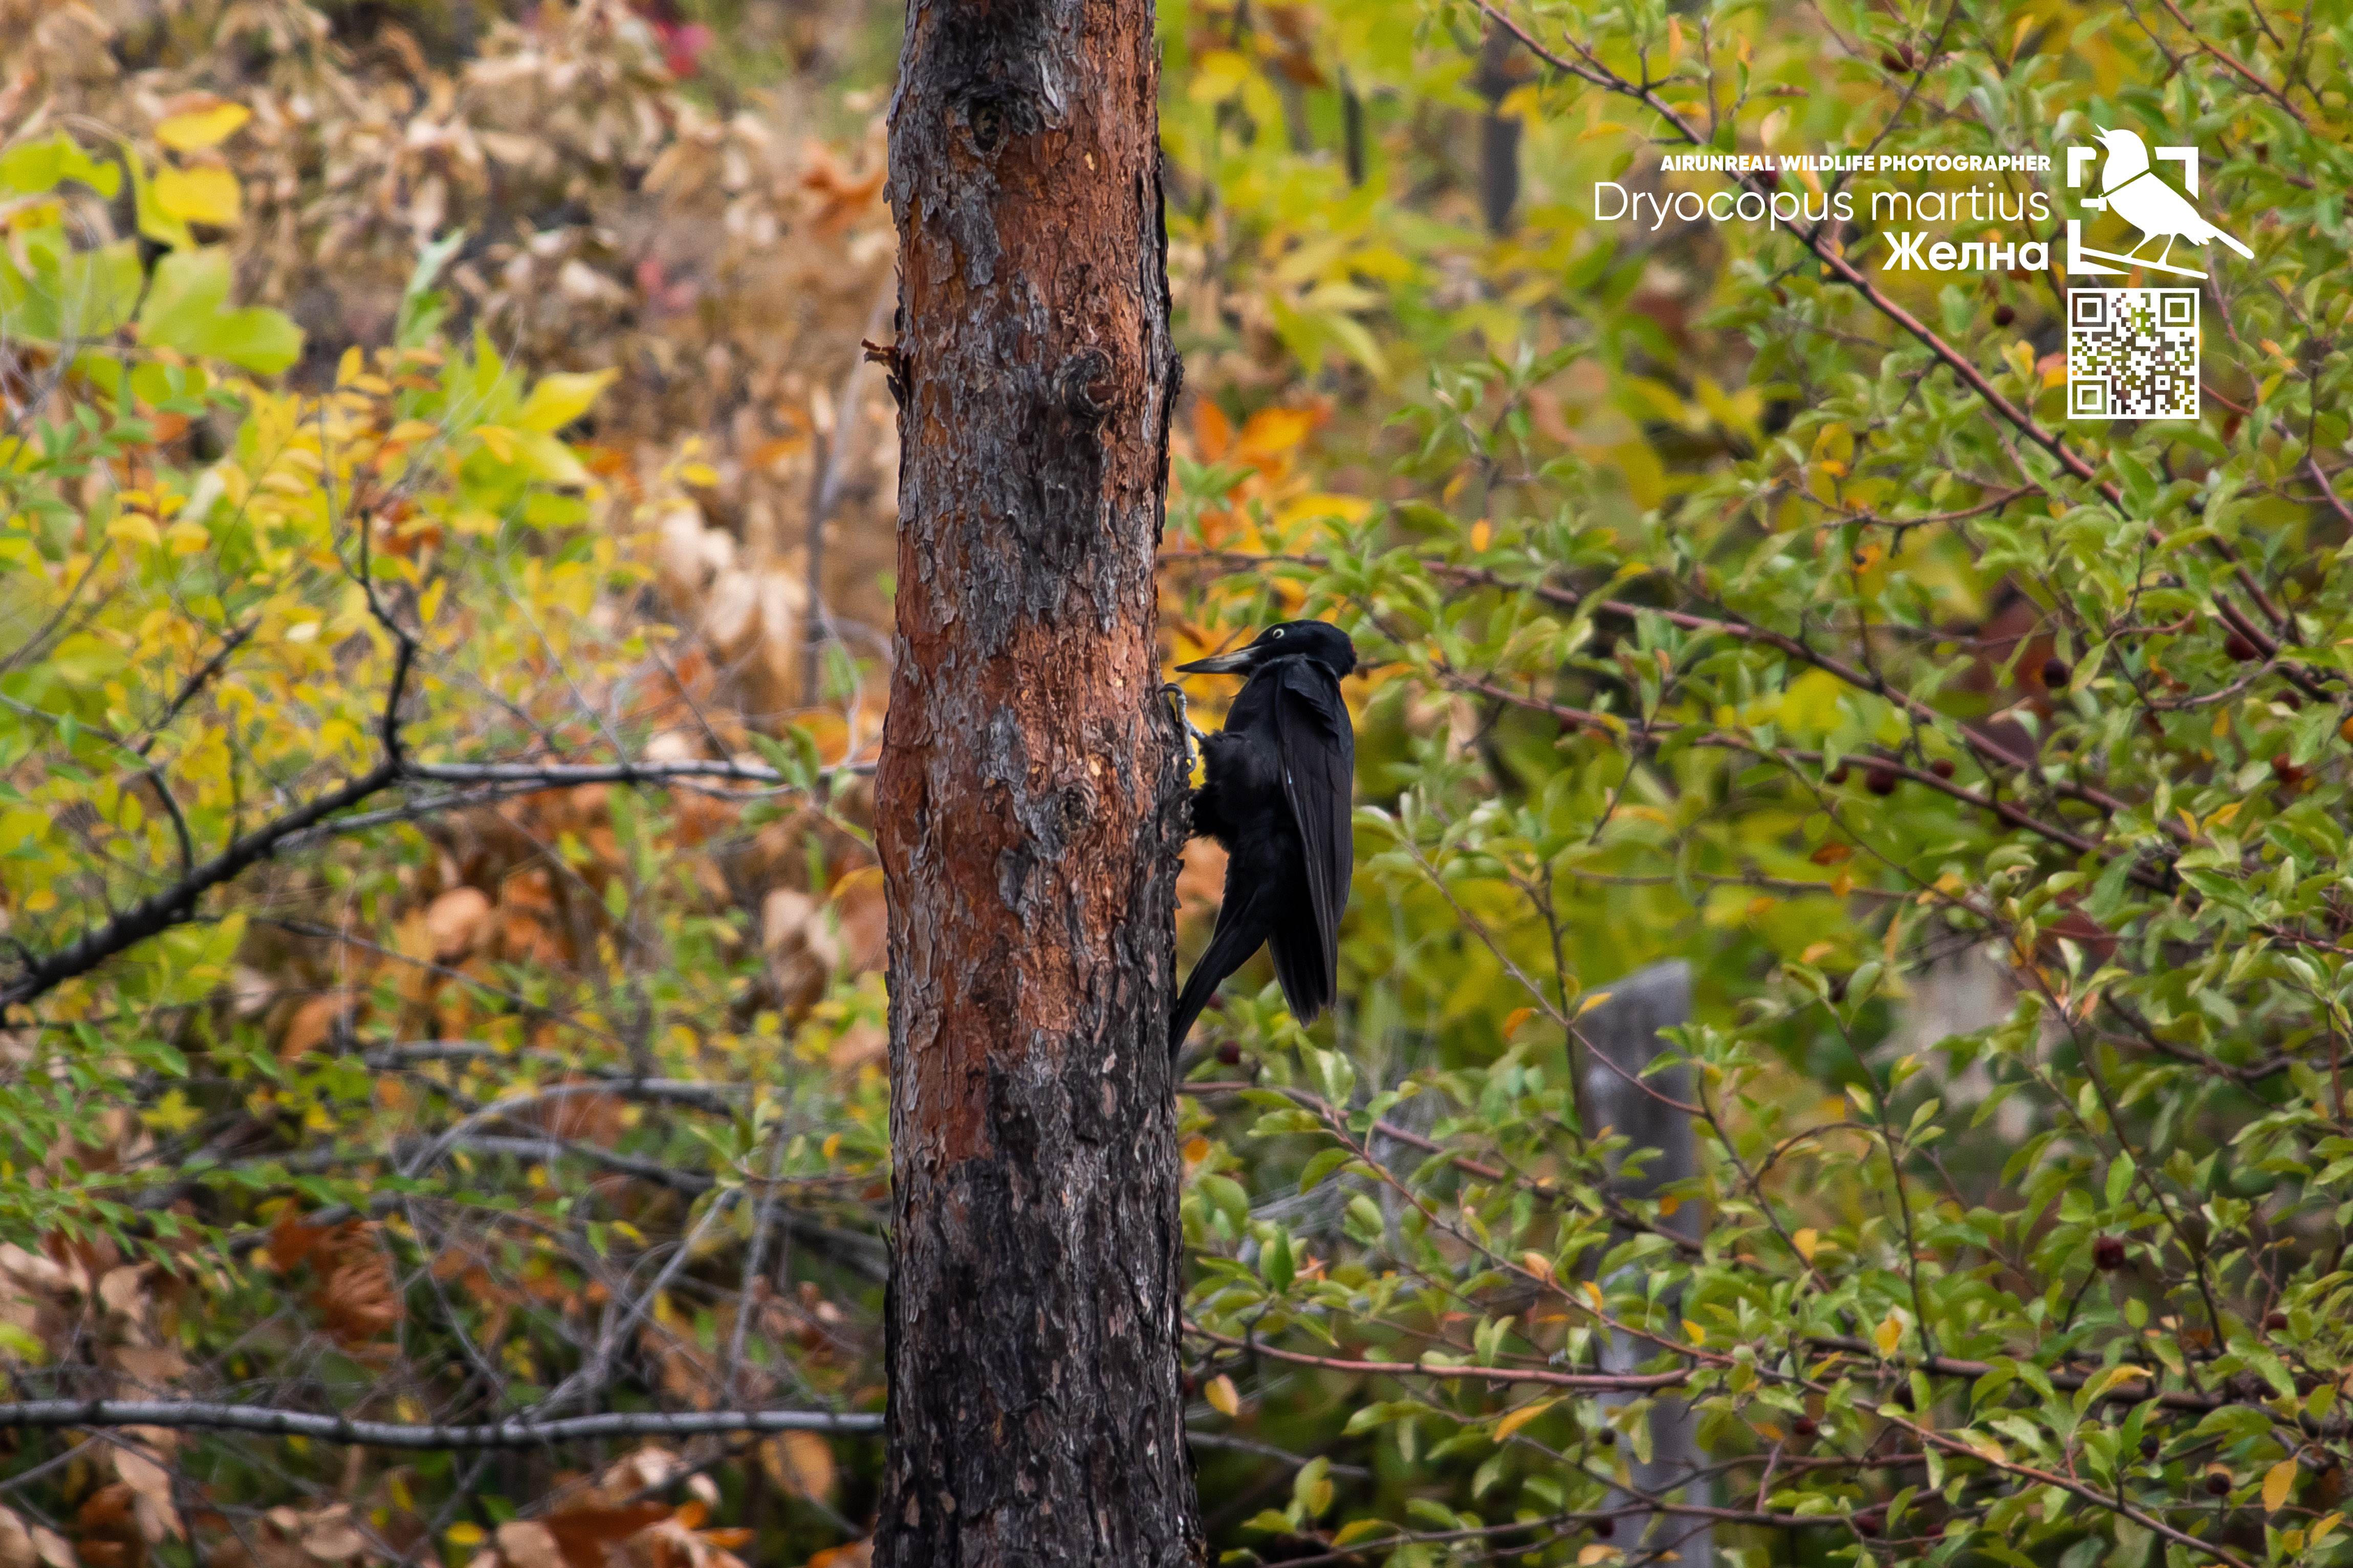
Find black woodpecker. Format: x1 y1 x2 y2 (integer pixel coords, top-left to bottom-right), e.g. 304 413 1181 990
1169 620 1358 1054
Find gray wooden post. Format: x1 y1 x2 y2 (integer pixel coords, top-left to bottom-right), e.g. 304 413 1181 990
1581 960 1712 1568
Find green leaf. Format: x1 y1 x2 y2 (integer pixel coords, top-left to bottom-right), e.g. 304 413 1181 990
397 228 468 347
1262 1228 1295 1293
137 247 304 373
1297 1145 1356 1192
2105 1153 2137 1209
0 234 142 342
0 131 121 198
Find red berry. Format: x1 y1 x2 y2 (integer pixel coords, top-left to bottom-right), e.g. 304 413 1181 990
2094 1235 2126 1271
2206 1470 2233 1496
2266 1310 2289 1332
1865 763 1899 796
1215 1042 1242 1065
1993 303 2016 326
1827 762 1851 785
1593 1519 1616 1539
1793 1414 1820 1437
2041 656 2071 688
1929 758 1956 779
2225 632 2259 661
2273 754 2305 784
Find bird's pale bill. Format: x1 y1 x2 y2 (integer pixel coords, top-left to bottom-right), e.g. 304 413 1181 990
1175 648 1256 674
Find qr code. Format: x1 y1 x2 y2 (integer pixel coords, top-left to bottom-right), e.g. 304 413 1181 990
2067 288 2198 419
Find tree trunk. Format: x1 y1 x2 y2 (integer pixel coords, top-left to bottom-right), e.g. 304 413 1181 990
873 3 1196 1565
1583 961 1713 1568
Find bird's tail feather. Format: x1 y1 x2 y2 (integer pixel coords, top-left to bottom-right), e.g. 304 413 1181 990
1266 920 1334 1027
1169 957 1227 1057
1170 890 1278 1056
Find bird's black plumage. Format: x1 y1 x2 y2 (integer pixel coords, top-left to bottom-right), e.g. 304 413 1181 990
1170 621 1357 1054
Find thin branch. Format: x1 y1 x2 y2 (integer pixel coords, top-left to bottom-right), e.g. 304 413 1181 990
0 1401 879 1447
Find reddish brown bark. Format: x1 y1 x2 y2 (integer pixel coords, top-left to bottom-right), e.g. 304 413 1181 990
873 1 1197 1564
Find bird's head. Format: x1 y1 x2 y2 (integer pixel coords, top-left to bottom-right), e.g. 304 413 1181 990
1177 620 1358 679
2093 127 2149 163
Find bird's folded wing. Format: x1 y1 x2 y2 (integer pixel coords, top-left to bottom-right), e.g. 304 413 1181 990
1271 664 1356 1004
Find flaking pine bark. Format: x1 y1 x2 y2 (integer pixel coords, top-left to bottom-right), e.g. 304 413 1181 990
872 1 1201 1564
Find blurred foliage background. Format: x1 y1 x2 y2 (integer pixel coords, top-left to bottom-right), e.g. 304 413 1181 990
4 0 2353 1565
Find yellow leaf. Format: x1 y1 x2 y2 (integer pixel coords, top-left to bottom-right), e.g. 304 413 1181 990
336 346 363 388
1575 990 1614 1017
107 514 162 548
1582 1279 1605 1313
156 103 251 151
2265 1457 2298 1513
517 369 616 433
1793 1227 1819 1262
444 1523 485 1548
1236 406 1314 461
1272 491 1374 528
1188 48 1252 104
1469 520 1492 552
473 425 518 463
1683 1318 1706 1345
1520 1251 1552 1281
1873 1312 1903 1356
152 165 241 227
2088 1364 2150 1401
1205 1374 1239 1417
140 1089 203 1136
1494 1398 1554 1440
164 521 210 556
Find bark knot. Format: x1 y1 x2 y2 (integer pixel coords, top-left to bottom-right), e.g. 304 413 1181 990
1055 347 1116 426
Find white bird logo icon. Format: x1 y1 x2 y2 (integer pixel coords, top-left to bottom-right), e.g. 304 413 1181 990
2089 127 2253 269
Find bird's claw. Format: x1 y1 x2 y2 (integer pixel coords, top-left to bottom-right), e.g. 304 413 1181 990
1162 682 1206 768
